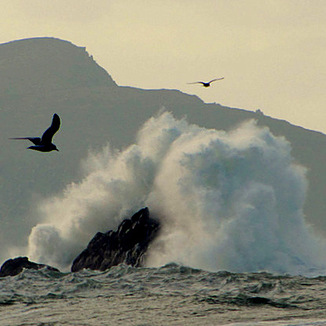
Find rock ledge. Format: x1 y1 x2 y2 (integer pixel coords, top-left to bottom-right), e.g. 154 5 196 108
0 256 60 277
71 207 160 272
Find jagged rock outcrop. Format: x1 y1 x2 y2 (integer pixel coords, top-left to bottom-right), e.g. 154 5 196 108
71 207 160 272
0 256 60 277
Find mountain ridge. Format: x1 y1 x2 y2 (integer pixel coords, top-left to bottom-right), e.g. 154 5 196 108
0 37 116 98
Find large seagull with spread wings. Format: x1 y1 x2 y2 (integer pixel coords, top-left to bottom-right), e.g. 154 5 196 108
10 113 61 152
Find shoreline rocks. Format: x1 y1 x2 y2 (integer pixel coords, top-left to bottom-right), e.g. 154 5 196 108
0 256 60 277
0 207 160 277
71 207 160 272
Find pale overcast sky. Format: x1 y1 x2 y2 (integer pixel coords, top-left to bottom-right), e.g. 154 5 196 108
1 1 326 133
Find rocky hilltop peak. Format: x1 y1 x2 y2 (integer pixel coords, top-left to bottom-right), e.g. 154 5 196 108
0 37 116 97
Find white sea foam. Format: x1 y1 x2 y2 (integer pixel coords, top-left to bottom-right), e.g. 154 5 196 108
28 111 326 274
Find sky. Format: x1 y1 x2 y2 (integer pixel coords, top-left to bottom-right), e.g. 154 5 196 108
1 0 326 133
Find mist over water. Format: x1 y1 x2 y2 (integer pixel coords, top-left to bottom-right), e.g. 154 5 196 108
27 112 326 274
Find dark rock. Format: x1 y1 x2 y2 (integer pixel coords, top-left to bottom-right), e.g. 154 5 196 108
0 256 60 277
71 207 160 272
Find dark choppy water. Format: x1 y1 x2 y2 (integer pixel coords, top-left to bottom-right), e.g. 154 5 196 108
1 263 326 325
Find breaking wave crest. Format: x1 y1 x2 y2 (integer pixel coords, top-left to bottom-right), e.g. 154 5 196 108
28 111 326 274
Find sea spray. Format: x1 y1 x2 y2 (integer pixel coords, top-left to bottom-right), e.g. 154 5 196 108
28 112 326 274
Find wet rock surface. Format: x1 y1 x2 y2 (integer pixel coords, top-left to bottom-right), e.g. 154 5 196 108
0 256 60 277
71 207 160 272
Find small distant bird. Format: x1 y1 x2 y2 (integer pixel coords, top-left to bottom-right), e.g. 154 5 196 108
10 113 61 152
188 77 224 87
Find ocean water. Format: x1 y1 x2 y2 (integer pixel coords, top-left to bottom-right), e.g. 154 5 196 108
2 263 326 325
4 112 326 325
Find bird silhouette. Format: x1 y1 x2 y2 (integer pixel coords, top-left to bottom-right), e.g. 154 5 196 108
10 113 61 152
188 77 224 87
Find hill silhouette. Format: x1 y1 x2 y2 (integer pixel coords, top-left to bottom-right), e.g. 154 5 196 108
1 37 326 262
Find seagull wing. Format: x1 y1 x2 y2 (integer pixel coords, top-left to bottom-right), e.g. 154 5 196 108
41 113 61 144
187 81 205 85
9 137 42 145
209 77 224 83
